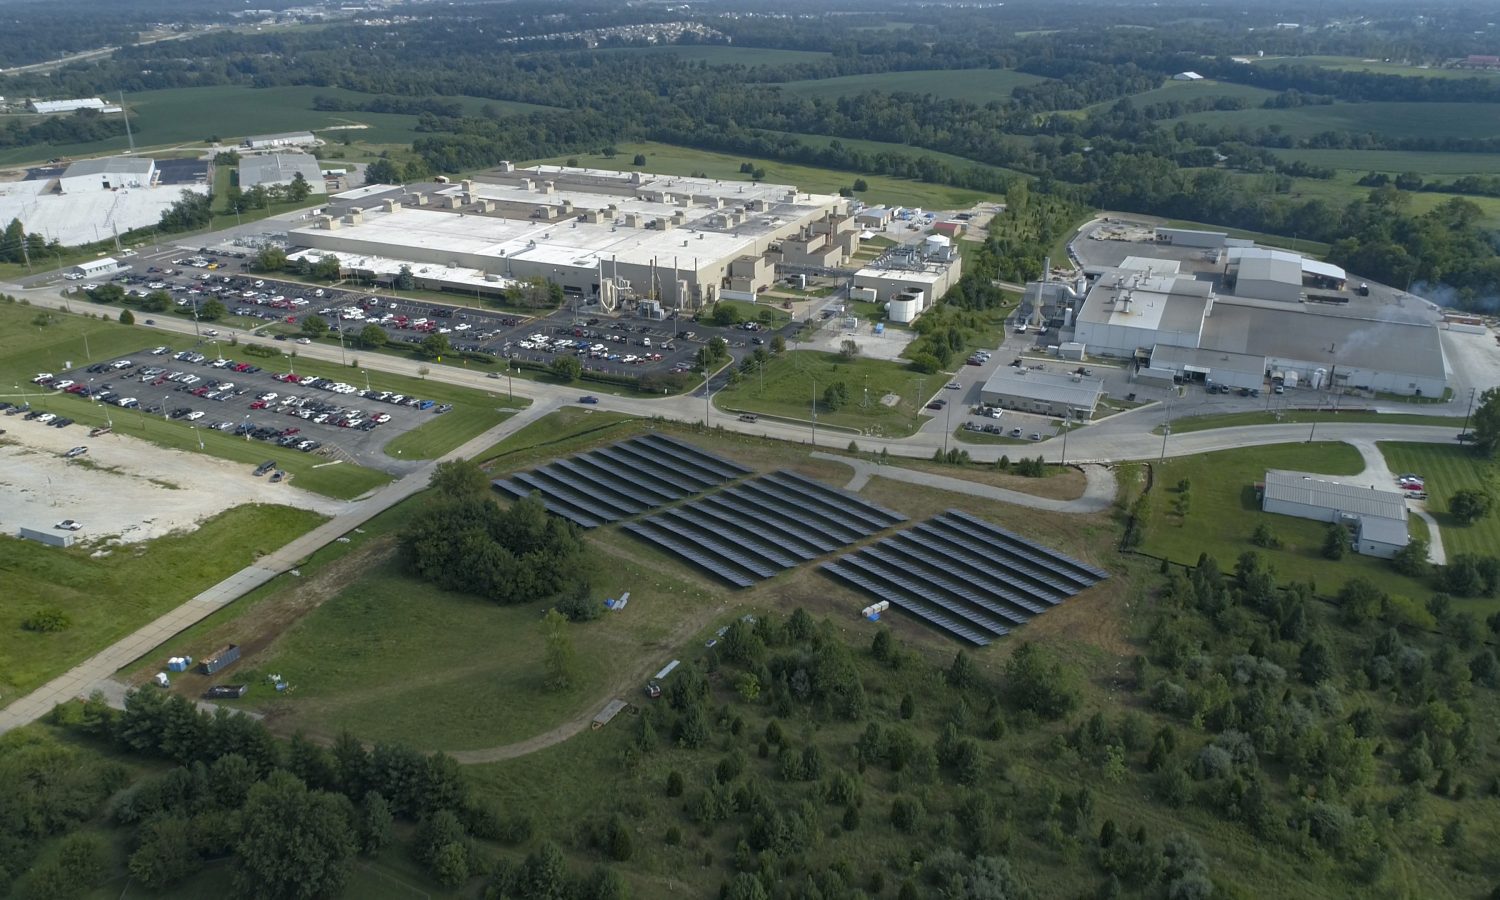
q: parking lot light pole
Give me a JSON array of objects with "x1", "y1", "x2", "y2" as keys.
[
  {"x1": 1159, "y1": 393, "x2": 1171, "y2": 462},
  {"x1": 810, "y1": 376, "x2": 817, "y2": 447},
  {"x1": 1059, "y1": 413, "x2": 1072, "y2": 466}
]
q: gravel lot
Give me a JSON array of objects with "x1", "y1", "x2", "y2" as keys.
[{"x1": 0, "y1": 417, "x2": 343, "y2": 545}]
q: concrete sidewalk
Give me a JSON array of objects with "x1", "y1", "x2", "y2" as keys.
[{"x1": 0, "y1": 397, "x2": 561, "y2": 734}]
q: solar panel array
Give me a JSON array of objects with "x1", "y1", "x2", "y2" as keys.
[
  {"x1": 625, "y1": 469, "x2": 907, "y2": 588},
  {"x1": 822, "y1": 509, "x2": 1108, "y2": 646},
  {"x1": 491, "y1": 433, "x2": 751, "y2": 528}
]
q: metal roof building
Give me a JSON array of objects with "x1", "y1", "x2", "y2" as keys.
[
  {"x1": 1261, "y1": 469, "x2": 1409, "y2": 558},
  {"x1": 239, "y1": 153, "x2": 327, "y2": 194},
  {"x1": 979, "y1": 367, "x2": 1105, "y2": 419},
  {"x1": 58, "y1": 157, "x2": 155, "y2": 193},
  {"x1": 243, "y1": 131, "x2": 317, "y2": 150},
  {"x1": 28, "y1": 97, "x2": 112, "y2": 114}
]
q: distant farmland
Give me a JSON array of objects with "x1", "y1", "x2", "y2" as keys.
[
  {"x1": 1098, "y1": 78, "x2": 1279, "y2": 110},
  {"x1": 776, "y1": 68, "x2": 1049, "y2": 104},
  {"x1": 1181, "y1": 101, "x2": 1500, "y2": 141},
  {"x1": 1271, "y1": 148, "x2": 1500, "y2": 177}
]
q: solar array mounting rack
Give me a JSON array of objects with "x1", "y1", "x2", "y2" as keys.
[
  {"x1": 491, "y1": 433, "x2": 750, "y2": 528},
  {"x1": 625, "y1": 469, "x2": 906, "y2": 588},
  {"x1": 821, "y1": 509, "x2": 1107, "y2": 645}
]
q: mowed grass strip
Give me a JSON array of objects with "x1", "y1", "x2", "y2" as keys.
[
  {"x1": 1180, "y1": 101, "x2": 1500, "y2": 141},
  {"x1": 1164, "y1": 410, "x2": 1460, "y2": 434},
  {"x1": 1138, "y1": 442, "x2": 1434, "y2": 599},
  {"x1": 1380, "y1": 442, "x2": 1500, "y2": 559},
  {"x1": 0, "y1": 503, "x2": 327, "y2": 706},
  {"x1": 238, "y1": 528, "x2": 726, "y2": 751}
]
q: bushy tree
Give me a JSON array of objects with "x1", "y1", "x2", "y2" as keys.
[
  {"x1": 550, "y1": 355, "x2": 583, "y2": 383},
  {"x1": 1450, "y1": 489, "x2": 1493, "y2": 525},
  {"x1": 299, "y1": 314, "x2": 328, "y2": 337},
  {"x1": 357, "y1": 323, "x2": 387, "y2": 349},
  {"x1": 1004, "y1": 642, "x2": 1081, "y2": 719},
  {"x1": 233, "y1": 771, "x2": 357, "y2": 900}
]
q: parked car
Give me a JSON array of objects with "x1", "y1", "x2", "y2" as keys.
[
  {"x1": 63, "y1": 446, "x2": 88, "y2": 459},
  {"x1": 578, "y1": 395, "x2": 599, "y2": 404},
  {"x1": 55, "y1": 519, "x2": 83, "y2": 531}
]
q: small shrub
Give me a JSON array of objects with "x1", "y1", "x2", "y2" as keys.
[{"x1": 22, "y1": 609, "x2": 71, "y2": 633}]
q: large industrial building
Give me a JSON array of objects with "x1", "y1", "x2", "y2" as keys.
[
  {"x1": 239, "y1": 153, "x2": 327, "y2": 194},
  {"x1": 1046, "y1": 238, "x2": 1449, "y2": 398},
  {"x1": 1260, "y1": 470, "x2": 1410, "y2": 558},
  {"x1": 57, "y1": 157, "x2": 155, "y2": 193},
  {"x1": 287, "y1": 165, "x2": 860, "y2": 309}
]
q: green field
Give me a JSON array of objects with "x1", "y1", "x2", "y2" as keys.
[
  {"x1": 0, "y1": 503, "x2": 326, "y2": 707},
  {"x1": 1381, "y1": 442, "x2": 1500, "y2": 561},
  {"x1": 713, "y1": 350, "x2": 933, "y2": 437},
  {"x1": 233, "y1": 526, "x2": 724, "y2": 751},
  {"x1": 1138, "y1": 443, "x2": 1435, "y2": 601},
  {"x1": 0, "y1": 85, "x2": 556, "y2": 167},
  {"x1": 1254, "y1": 55, "x2": 1500, "y2": 80},
  {"x1": 1271, "y1": 148, "x2": 1500, "y2": 176},
  {"x1": 1096, "y1": 78, "x2": 1279, "y2": 110},
  {"x1": 527, "y1": 142, "x2": 1004, "y2": 210},
  {"x1": 777, "y1": 68, "x2": 1048, "y2": 103},
  {"x1": 595, "y1": 44, "x2": 831, "y2": 67},
  {"x1": 1181, "y1": 101, "x2": 1500, "y2": 141}
]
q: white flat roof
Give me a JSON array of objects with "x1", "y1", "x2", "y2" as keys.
[
  {"x1": 0, "y1": 181, "x2": 209, "y2": 247},
  {"x1": 855, "y1": 266, "x2": 945, "y2": 285},
  {"x1": 288, "y1": 248, "x2": 517, "y2": 291},
  {"x1": 295, "y1": 205, "x2": 762, "y2": 272},
  {"x1": 982, "y1": 367, "x2": 1104, "y2": 408},
  {"x1": 1264, "y1": 469, "x2": 1408, "y2": 521},
  {"x1": 1079, "y1": 270, "x2": 1213, "y2": 332}
]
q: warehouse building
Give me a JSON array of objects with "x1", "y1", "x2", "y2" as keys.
[
  {"x1": 979, "y1": 367, "x2": 1104, "y2": 420},
  {"x1": 286, "y1": 164, "x2": 849, "y2": 310},
  {"x1": 243, "y1": 131, "x2": 317, "y2": 150},
  {"x1": 1260, "y1": 470, "x2": 1410, "y2": 558},
  {"x1": 28, "y1": 97, "x2": 117, "y2": 114},
  {"x1": 57, "y1": 157, "x2": 156, "y2": 193},
  {"x1": 239, "y1": 153, "x2": 327, "y2": 194}
]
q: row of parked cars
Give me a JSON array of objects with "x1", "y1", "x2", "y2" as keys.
[{"x1": 2, "y1": 402, "x2": 75, "y2": 428}]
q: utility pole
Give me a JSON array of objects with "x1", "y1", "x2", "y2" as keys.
[
  {"x1": 120, "y1": 90, "x2": 134, "y2": 153},
  {"x1": 1460, "y1": 387, "x2": 1478, "y2": 438},
  {"x1": 1059, "y1": 412, "x2": 1072, "y2": 466},
  {"x1": 810, "y1": 376, "x2": 817, "y2": 447},
  {"x1": 1159, "y1": 392, "x2": 1171, "y2": 462}
]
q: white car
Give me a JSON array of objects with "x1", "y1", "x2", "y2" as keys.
[
  {"x1": 185, "y1": 411, "x2": 204, "y2": 421},
  {"x1": 52, "y1": 380, "x2": 74, "y2": 390},
  {"x1": 297, "y1": 338, "x2": 311, "y2": 345},
  {"x1": 203, "y1": 329, "x2": 219, "y2": 337},
  {"x1": 37, "y1": 413, "x2": 56, "y2": 423},
  {"x1": 55, "y1": 519, "x2": 83, "y2": 531},
  {"x1": 116, "y1": 397, "x2": 138, "y2": 408}
]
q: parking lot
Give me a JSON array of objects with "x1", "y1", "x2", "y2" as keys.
[
  {"x1": 24, "y1": 344, "x2": 457, "y2": 465},
  {"x1": 90, "y1": 249, "x2": 805, "y2": 383}
]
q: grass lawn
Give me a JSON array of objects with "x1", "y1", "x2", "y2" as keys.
[
  {"x1": 776, "y1": 68, "x2": 1048, "y2": 104},
  {"x1": 0, "y1": 85, "x2": 555, "y2": 167},
  {"x1": 234, "y1": 527, "x2": 729, "y2": 751},
  {"x1": 712, "y1": 350, "x2": 931, "y2": 437},
  {"x1": 1181, "y1": 101, "x2": 1500, "y2": 142},
  {"x1": 0, "y1": 504, "x2": 327, "y2": 707},
  {"x1": 769, "y1": 130, "x2": 1029, "y2": 187},
  {"x1": 475, "y1": 408, "x2": 640, "y2": 470},
  {"x1": 1380, "y1": 442, "x2": 1500, "y2": 561},
  {"x1": 526, "y1": 142, "x2": 1004, "y2": 210},
  {"x1": 1138, "y1": 442, "x2": 1436, "y2": 600},
  {"x1": 1163, "y1": 409, "x2": 1460, "y2": 434},
  {"x1": 1281, "y1": 171, "x2": 1500, "y2": 228},
  {"x1": 701, "y1": 298, "x2": 794, "y2": 329}
]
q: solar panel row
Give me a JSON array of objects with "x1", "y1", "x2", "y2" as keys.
[
  {"x1": 820, "y1": 509, "x2": 1108, "y2": 645},
  {"x1": 488, "y1": 435, "x2": 748, "y2": 529},
  {"x1": 625, "y1": 470, "x2": 906, "y2": 588}
]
